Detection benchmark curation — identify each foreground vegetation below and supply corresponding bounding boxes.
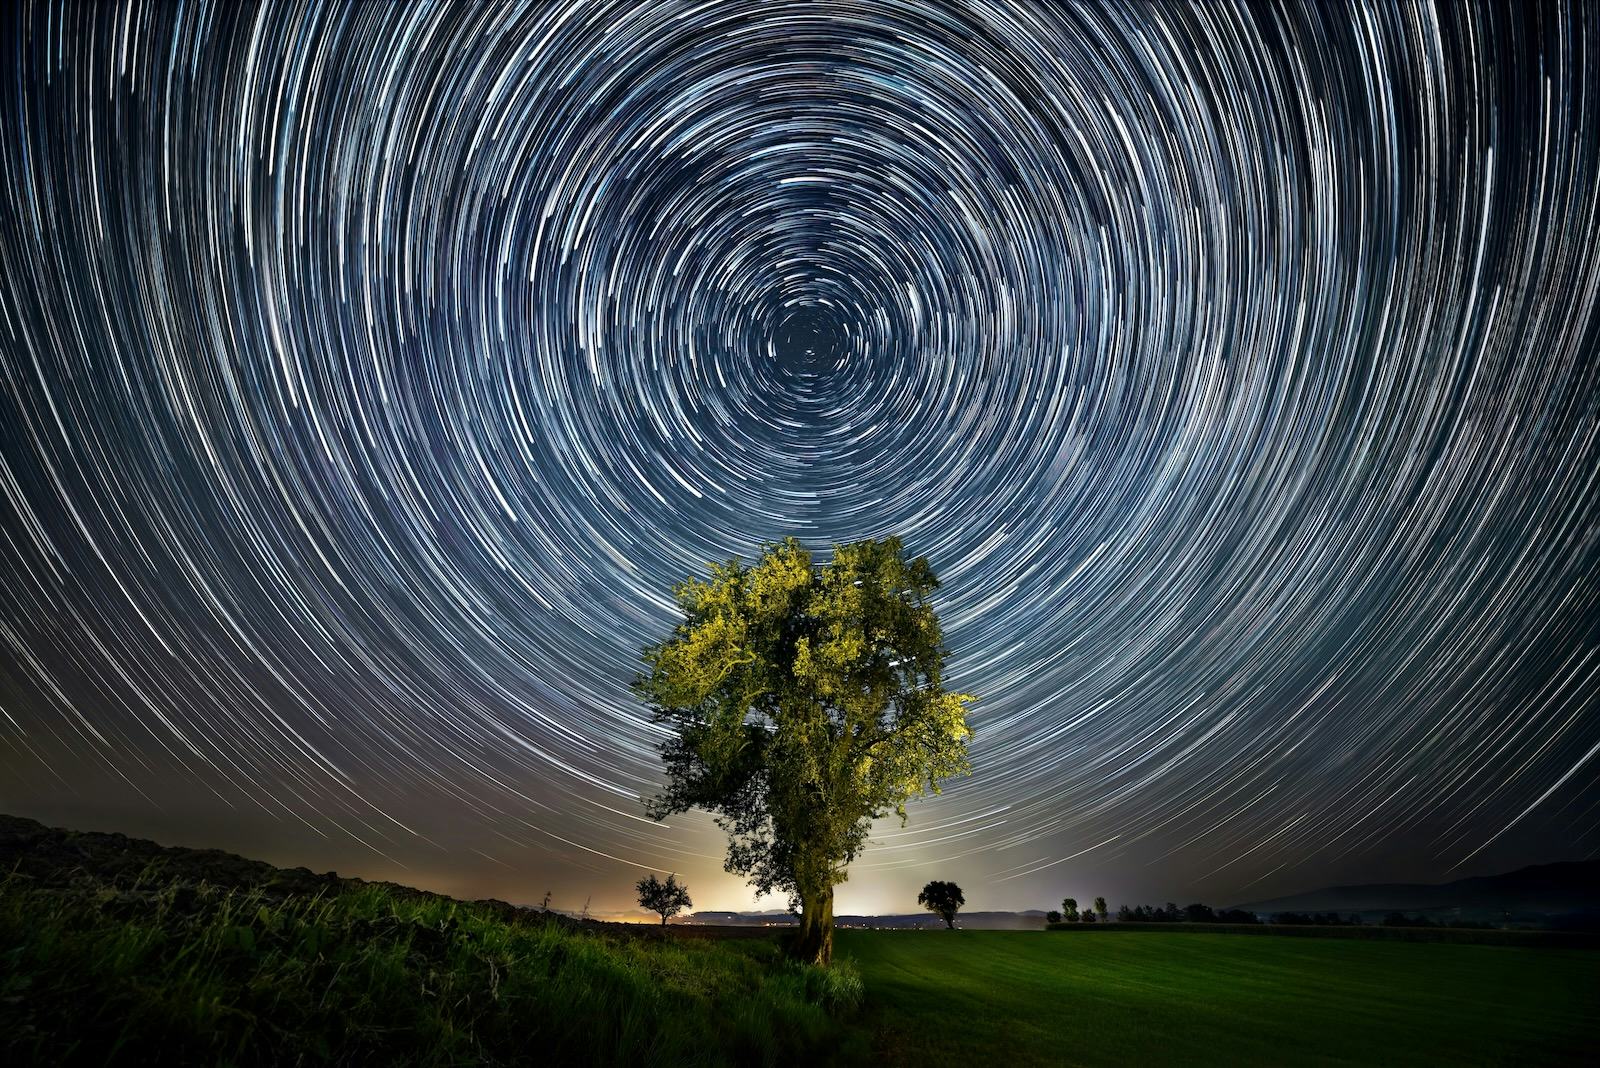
[8,875,1596,1066]
[0,875,863,1066]
[6,816,1595,1065]
[840,929,1599,1066]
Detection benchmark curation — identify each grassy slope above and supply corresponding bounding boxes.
[5,809,1594,1066]
[838,930,1599,1067]
[1,876,865,1066]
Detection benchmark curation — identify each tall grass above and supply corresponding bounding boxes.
[1,873,864,1065]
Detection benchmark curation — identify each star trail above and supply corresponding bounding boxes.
[2,0,1598,914]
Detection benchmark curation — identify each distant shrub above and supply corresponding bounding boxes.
[1113,903,1183,923]
[1383,912,1441,928]
[1275,911,1362,926]
[1214,909,1260,924]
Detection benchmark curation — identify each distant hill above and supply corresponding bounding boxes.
[0,812,592,927]
[1235,860,1600,923]
[689,909,1050,930]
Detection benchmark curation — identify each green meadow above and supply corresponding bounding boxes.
[839,929,1600,1066]
[0,875,866,1066]
[3,813,1595,1068]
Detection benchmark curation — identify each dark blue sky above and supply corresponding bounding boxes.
[2,0,1597,917]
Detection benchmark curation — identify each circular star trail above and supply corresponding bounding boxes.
[2,1,1598,909]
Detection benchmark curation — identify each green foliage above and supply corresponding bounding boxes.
[635,872,692,925]
[839,930,1600,1066]
[0,874,864,1066]
[1093,896,1107,920]
[637,536,973,961]
[1061,897,1078,921]
[917,880,966,929]
[785,955,865,1014]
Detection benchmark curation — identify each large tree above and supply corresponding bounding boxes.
[637,537,973,965]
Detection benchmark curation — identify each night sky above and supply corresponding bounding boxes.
[2,1,1598,919]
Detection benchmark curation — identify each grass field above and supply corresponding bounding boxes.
[839,929,1600,1066]
[0,875,866,1066]
[6,879,1596,1065]
[1,813,874,1065]
[6,816,1596,1065]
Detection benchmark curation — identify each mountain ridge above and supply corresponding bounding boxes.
[1232,859,1600,918]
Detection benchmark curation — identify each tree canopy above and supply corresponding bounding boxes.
[635,873,692,925]
[917,880,966,929]
[636,537,973,964]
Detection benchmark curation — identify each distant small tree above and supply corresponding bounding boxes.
[1094,896,1108,922]
[1117,904,1134,922]
[1046,910,1062,924]
[636,873,693,926]
[541,889,553,911]
[918,880,965,929]
[1062,897,1078,922]
[1080,909,1095,923]
[1184,903,1216,923]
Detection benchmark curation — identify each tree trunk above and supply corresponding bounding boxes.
[661,914,667,926]
[791,885,834,965]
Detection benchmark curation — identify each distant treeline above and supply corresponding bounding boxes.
[1046,920,1599,947]
[1114,903,1261,924]
[1377,912,1494,930]
[1105,904,1497,929]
